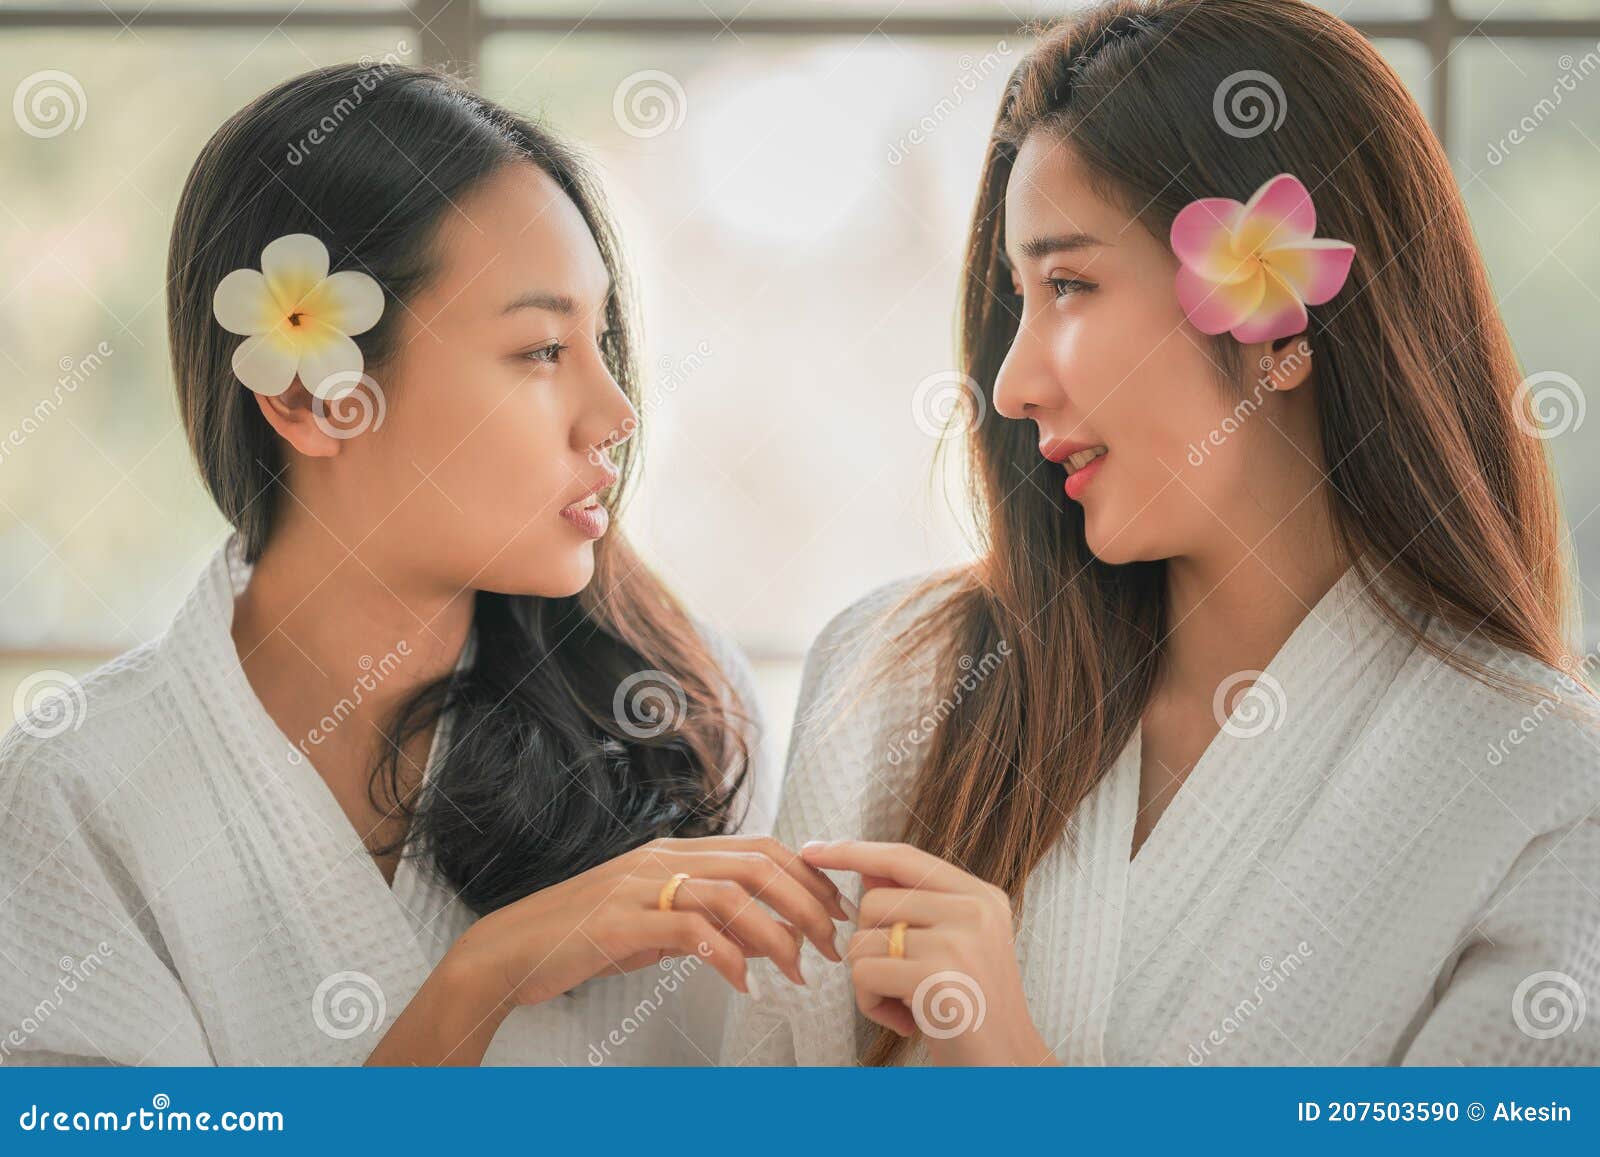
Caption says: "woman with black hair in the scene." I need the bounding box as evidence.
[0,64,844,1067]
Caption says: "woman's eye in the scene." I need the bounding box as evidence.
[1044,277,1095,299]
[521,342,566,365]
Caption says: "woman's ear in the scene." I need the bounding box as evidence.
[252,380,346,458]
[1254,334,1315,394]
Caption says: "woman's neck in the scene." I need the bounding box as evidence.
[1158,500,1347,703]
[229,511,474,782]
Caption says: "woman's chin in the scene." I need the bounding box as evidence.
[538,548,596,599]
[1082,511,1149,567]
[474,542,597,600]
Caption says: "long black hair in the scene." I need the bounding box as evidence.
[168,63,751,913]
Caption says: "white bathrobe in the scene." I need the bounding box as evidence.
[0,534,776,1066]
[724,567,1600,1066]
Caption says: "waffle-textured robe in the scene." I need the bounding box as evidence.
[724,567,1600,1065]
[0,534,775,1065]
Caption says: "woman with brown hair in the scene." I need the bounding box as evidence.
[727,0,1600,1066]
[0,64,846,1066]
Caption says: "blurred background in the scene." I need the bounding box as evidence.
[1,0,1597,756]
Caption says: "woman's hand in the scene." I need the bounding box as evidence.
[801,839,1058,1066]
[367,834,846,1065]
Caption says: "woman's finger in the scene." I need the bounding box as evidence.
[851,960,928,1011]
[856,887,973,930]
[845,923,956,963]
[672,877,806,985]
[655,835,848,920]
[861,996,917,1037]
[799,840,982,896]
[625,910,748,994]
[652,851,844,963]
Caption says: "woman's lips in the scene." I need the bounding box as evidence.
[1062,447,1107,502]
[559,497,609,539]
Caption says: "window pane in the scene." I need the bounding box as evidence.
[17,1,406,8]
[1373,37,1434,123]
[482,33,995,664]
[0,27,416,673]
[1452,38,1600,633]
[481,1,1085,16]
[483,0,1429,19]
[1457,0,1600,17]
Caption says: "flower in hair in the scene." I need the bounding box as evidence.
[1169,173,1354,344]
[212,233,384,399]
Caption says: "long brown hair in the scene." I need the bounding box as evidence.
[865,0,1574,1064]
[169,64,751,913]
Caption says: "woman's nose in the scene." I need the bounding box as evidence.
[576,358,638,459]
[991,320,1056,420]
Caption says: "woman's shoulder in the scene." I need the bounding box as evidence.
[791,567,974,756]
[803,566,971,690]
[0,637,178,810]
[1416,622,1600,829]
[763,568,976,848]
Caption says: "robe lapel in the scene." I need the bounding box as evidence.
[1122,570,1400,959]
[1017,734,1141,1065]
[1105,567,1424,1062]
[164,537,434,1062]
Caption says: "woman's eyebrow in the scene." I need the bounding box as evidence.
[501,290,577,316]
[499,283,615,316]
[1014,230,1106,262]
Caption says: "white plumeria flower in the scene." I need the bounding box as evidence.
[212,233,385,400]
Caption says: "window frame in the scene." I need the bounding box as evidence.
[2,0,1598,664]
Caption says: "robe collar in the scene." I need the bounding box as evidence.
[1022,564,1426,1063]
[157,533,471,1060]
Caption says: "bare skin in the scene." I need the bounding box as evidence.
[231,160,845,1066]
[833,131,1346,1062]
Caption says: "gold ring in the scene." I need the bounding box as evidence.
[887,920,908,959]
[658,872,691,912]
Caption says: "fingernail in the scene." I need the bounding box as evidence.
[801,839,830,854]
[840,894,859,921]
[833,928,846,960]
[745,968,763,1001]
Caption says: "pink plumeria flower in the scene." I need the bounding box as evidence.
[212,233,385,400]
[1170,173,1355,344]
